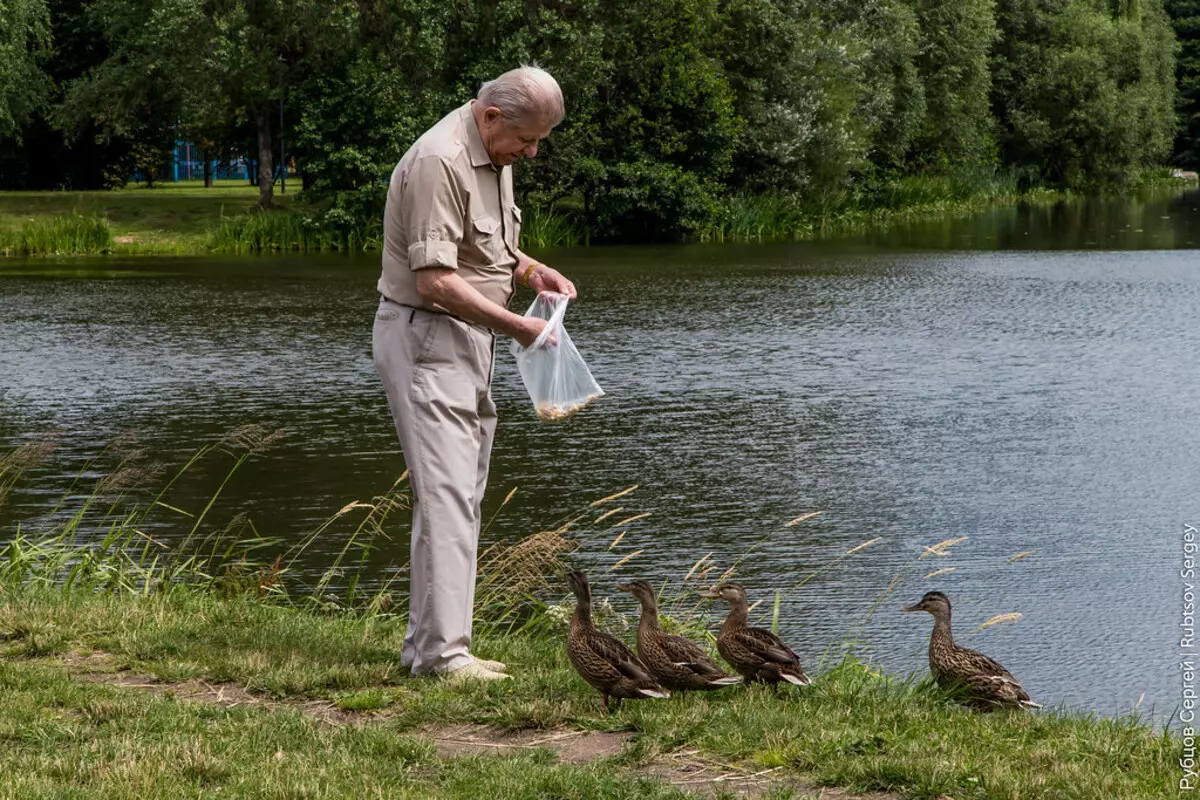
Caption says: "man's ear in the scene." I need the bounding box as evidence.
[483,106,504,125]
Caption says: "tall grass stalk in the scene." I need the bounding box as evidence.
[0,433,1016,664]
[0,212,113,255]
[698,168,1037,244]
[208,210,381,254]
[520,205,585,249]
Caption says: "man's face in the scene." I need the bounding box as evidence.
[479,106,553,166]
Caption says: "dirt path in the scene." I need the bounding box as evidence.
[48,651,904,800]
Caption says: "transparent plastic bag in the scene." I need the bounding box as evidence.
[510,292,604,422]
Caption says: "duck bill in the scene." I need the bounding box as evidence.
[901,604,922,612]
[614,583,633,593]
[699,590,720,599]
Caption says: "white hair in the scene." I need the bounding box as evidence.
[477,65,564,128]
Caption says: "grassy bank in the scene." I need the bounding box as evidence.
[0,435,1183,798]
[0,181,289,256]
[1,587,1178,799]
[8,171,1195,257]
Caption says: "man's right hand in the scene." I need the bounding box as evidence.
[513,316,549,349]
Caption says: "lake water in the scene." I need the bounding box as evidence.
[2,189,1199,724]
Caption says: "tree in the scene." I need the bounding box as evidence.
[198,0,359,207]
[418,0,740,240]
[903,0,998,167]
[57,0,185,187]
[1169,0,1200,168]
[61,0,357,205]
[0,0,51,141]
[290,0,455,197]
[843,0,928,171]
[992,0,1177,185]
[0,0,139,190]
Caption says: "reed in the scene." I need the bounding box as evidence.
[0,441,642,638]
[0,212,113,256]
[519,204,586,249]
[697,167,1037,244]
[0,434,1037,660]
[208,210,382,254]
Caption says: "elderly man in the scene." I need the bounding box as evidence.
[373,66,577,682]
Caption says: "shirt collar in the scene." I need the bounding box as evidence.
[464,101,494,169]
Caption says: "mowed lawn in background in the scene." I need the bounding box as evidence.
[0,181,292,253]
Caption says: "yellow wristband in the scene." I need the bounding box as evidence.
[522,263,541,287]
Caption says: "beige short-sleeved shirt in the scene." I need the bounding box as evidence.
[378,102,521,313]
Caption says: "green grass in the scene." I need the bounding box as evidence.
[0,657,693,800]
[0,181,287,255]
[0,435,1185,799]
[207,207,381,254]
[0,586,1178,799]
[0,211,113,255]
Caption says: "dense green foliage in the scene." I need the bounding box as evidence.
[1171,0,1200,168]
[0,0,1189,241]
[993,0,1178,185]
[0,0,51,140]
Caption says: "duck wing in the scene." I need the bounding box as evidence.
[954,645,1019,682]
[587,629,656,683]
[735,626,801,666]
[963,672,1032,705]
[659,635,727,677]
[937,645,1033,707]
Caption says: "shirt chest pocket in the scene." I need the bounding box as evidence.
[471,215,507,265]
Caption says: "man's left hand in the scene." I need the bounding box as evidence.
[529,263,577,300]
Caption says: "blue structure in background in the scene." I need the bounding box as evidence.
[131,141,284,185]
[170,141,251,182]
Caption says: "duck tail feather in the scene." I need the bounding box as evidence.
[637,688,671,699]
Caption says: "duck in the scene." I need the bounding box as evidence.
[616,579,742,692]
[564,569,670,710]
[700,582,811,686]
[903,591,1041,710]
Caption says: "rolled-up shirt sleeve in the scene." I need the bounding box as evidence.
[402,155,465,270]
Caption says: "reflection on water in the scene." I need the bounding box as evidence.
[2,188,1199,724]
[859,185,1200,250]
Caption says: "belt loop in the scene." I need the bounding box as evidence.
[409,309,415,324]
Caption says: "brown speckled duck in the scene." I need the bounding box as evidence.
[701,582,811,687]
[565,569,670,710]
[903,591,1041,710]
[617,579,742,692]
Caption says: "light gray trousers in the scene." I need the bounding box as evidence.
[372,297,497,676]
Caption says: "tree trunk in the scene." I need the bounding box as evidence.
[255,108,275,208]
[203,154,214,189]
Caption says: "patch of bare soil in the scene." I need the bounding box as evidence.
[59,650,367,726]
[52,651,905,799]
[641,748,904,800]
[428,723,630,763]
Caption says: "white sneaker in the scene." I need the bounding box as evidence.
[471,656,507,672]
[441,661,512,683]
